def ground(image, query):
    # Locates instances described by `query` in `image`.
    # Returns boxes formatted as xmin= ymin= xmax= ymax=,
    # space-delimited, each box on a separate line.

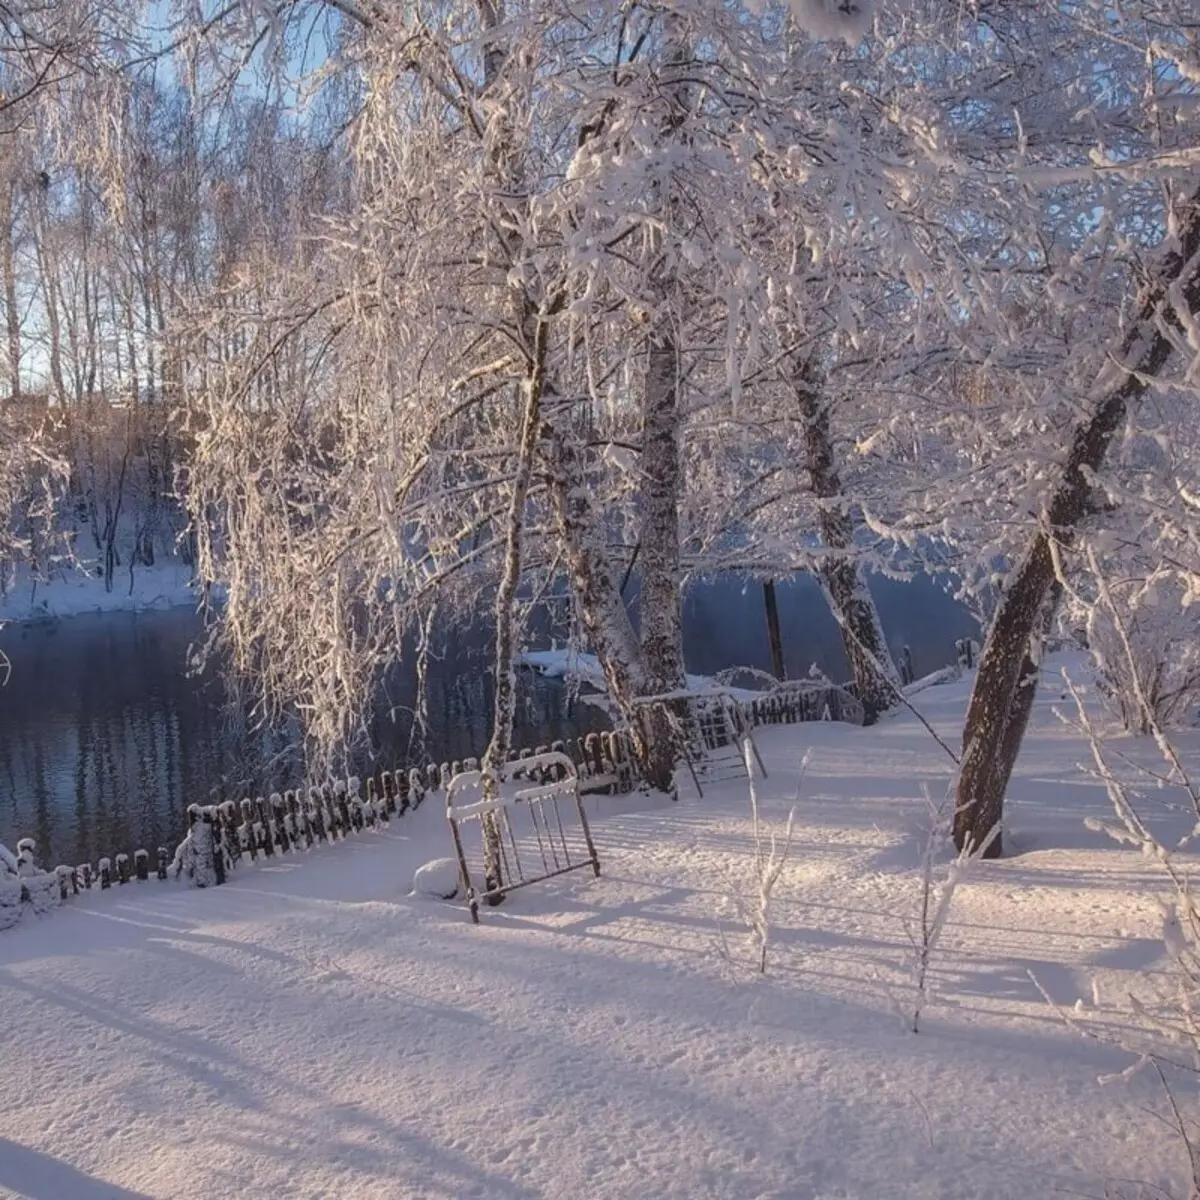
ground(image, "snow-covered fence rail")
xmin=0 ymin=766 xmax=431 ymax=925
xmin=0 ymin=734 xmax=636 ymax=924
xmin=170 ymin=772 xmax=425 ymax=887
xmin=740 ymin=682 xmax=865 ymax=728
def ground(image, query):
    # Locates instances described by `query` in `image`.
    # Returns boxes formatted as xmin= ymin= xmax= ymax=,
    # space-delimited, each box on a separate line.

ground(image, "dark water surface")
xmin=0 ymin=573 xmax=976 ymax=866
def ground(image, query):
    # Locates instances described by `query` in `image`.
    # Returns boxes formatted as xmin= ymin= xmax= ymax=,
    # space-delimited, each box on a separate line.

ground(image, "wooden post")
xmin=309 ymin=788 xmax=327 ymax=842
xmin=585 ymin=733 xmax=603 ymax=777
xmin=220 ymin=801 xmax=241 ymax=866
xmin=408 ymin=768 xmax=425 ymax=808
xmin=368 ymin=778 xmax=388 ymax=825
xmin=271 ymin=793 xmax=290 ymax=852
xmin=333 ymin=780 xmax=352 ymax=835
xmin=346 ymin=778 xmax=365 ymax=832
xmin=319 ymin=783 xmax=337 ymax=838
xmin=156 ymin=848 xmax=168 ymax=880
xmin=210 ymin=812 xmax=226 ymax=885
xmin=286 ymin=790 xmax=307 ymax=847
xmin=257 ymin=796 xmax=275 ymax=856
xmin=135 ymin=849 xmax=149 ymax=881
xmin=80 ymin=863 xmax=93 ymax=889
xmin=764 ymin=580 xmax=786 ymax=681
xmin=240 ymin=799 xmax=258 ymax=861
xmin=99 ymin=857 xmax=112 ymax=889
xmin=116 ymin=853 xmax=130 ymax=885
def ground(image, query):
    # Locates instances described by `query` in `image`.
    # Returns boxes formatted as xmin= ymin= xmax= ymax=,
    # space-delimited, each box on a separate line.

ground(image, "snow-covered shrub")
xmin=1053 ymin=670 xmax=1200 ymax=1198
xmin=0 ymin=874 xmax=22 ymax=930
xmin=172 ymin=806 xmax=222 ymax=888
xmin=904 ymin=784 xmax=997 ymax=1034
xmin=1088 ymin=578 xmax=1200 ymax=734
xmin=1064 ymin=553 xmax=1200 ymax=735
xmin=413 ymin=858 xmax=461 ymax=900
xmin=20 ymin=872 xmax=60 ymax=917
xmin=0 ymin=839 xmax=62 ymax=926
xmin=722 ymin=742 xmax=802 ymax=975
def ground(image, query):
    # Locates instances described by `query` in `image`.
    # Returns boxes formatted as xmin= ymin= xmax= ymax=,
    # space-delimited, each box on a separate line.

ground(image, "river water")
xmin=0 ymin=573 xmax=976 ymax=867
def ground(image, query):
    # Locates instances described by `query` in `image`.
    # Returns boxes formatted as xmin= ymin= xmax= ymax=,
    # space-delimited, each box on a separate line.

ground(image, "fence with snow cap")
xmin=1 ymin=648 xmax=968 ymax=928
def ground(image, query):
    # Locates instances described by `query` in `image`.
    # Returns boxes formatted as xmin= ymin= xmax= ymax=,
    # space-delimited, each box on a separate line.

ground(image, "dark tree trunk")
xmin=954 ymin=188 xmax=1200 ymax=856
xmin=640 ymin=330 xmax=685 ymax=696
xmin=636 ymin=329 xmax=687 ymax=792
xmin=764 ymin=581 xmax=785 ymax=681
xmin=540 ymin=408 xmax=675 ymax=793
xmin=794 ymin=361 xmax=899 ymax=723
xmin=1 ymin=179 xmax=20 ymax=401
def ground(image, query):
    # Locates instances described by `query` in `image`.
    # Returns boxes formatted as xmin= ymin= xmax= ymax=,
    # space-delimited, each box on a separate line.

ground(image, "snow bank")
xmin=520 ymin=647 xmax=763 ymax=701
xmin=412 ymin=857 xmax=461 ymax=899
xmin=0 ymin=558 xmax=201 ymax=622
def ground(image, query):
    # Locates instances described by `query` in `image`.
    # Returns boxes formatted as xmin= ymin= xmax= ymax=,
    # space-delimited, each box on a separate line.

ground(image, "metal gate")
xmin=445 ymin=752 xmax=601 ymax=923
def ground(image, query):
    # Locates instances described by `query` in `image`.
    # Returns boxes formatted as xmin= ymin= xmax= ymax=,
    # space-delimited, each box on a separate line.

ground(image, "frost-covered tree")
xmin=177 ymin=0 xmax=908 ymax=782
xmin=166 ymin=0 xmax=1200 ymax=822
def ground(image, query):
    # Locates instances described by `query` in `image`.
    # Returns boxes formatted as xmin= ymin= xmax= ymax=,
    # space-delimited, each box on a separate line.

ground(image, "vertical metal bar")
xmin=574 ymin=787 xmax=601 ymax=878
xmin=550 ymin=794 xmax=572 ymax=866
xmin=495 ymin=819 xmax=512 ymax=895
xmin=530 ymin=798 xmax=553 ymax=872
xmin=539 ymin=800 xmax=562 ymax=870
xmin=446 ymin=811 xmax=478 ymax=924
xmin=502 ymin=807 xmax=523 ymax=885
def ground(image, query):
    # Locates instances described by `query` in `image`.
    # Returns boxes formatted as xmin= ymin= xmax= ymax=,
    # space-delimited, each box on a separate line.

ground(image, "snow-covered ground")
xmin=0 ymin=656 xmax=1191 ymax=1198
xmin=0 ymin=558 xmax=199 ymax=622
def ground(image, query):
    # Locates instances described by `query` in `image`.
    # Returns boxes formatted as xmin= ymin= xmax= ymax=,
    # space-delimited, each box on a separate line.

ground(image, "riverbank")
xmin=0 ymin=656 xmax=1189 ymax=1198
xmin=0 ymin=558 xmax=200 ymax=622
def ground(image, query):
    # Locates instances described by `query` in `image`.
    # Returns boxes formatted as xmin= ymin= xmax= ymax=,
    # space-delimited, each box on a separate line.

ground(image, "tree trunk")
xmin=633 ymin=327 xmax=688 ymax=797
xmin=954 ymin=187 xmax=1200 ymax=856
xmin=1 ymin=178 xmax=20 ymax=400
xmin=639 ymin=329 xmax=685 ymax=695
xmin=764 ymin=580 xmax=785 ymax=681
xmin=540 ymin=407 xmax=676 ymax=792
xmin=794 ymin=361 xmax=899 ymax=723
xmin=479 ymin=308 xmax=547 ymax=897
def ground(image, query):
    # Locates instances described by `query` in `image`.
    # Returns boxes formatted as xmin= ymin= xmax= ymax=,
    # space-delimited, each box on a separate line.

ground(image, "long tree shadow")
xmin=0 ymin=1138 xmax=154 ymax=1200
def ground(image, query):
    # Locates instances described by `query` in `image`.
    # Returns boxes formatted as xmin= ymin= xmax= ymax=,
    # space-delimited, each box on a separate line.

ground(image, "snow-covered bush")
xmin=0 ymin=872 xmax=23 ymax=930
xmin=0 ymin=839 xmax=62 ymax=927
xmin=413 ymin=858 xmax=461 ymax=900
xmin=1085 ymin=575 xmax=1200 ymax=734
xmin=1053 ymin=667 xmax=1200 ymax=1198
xmin=171 ymin=807 xmax=224 ymax=888
xmin=721 ymin=742 xmax=802 ymax=975
xmin=904 ymin=784 xmax=997 ymax=1034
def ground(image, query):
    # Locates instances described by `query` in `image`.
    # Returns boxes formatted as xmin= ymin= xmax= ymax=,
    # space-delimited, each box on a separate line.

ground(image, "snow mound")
xmin=413 ymin=858 xmax=461 ymax=900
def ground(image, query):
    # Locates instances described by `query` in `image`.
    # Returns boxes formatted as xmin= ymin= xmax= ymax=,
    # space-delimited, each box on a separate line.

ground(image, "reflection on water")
xmin=0 ymin=612 xmax=602 ymax=867
xmin=0 ymin=572 xmax=977 ymax=867
xmin=680 ymin=572 xmax=978 ymax=682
